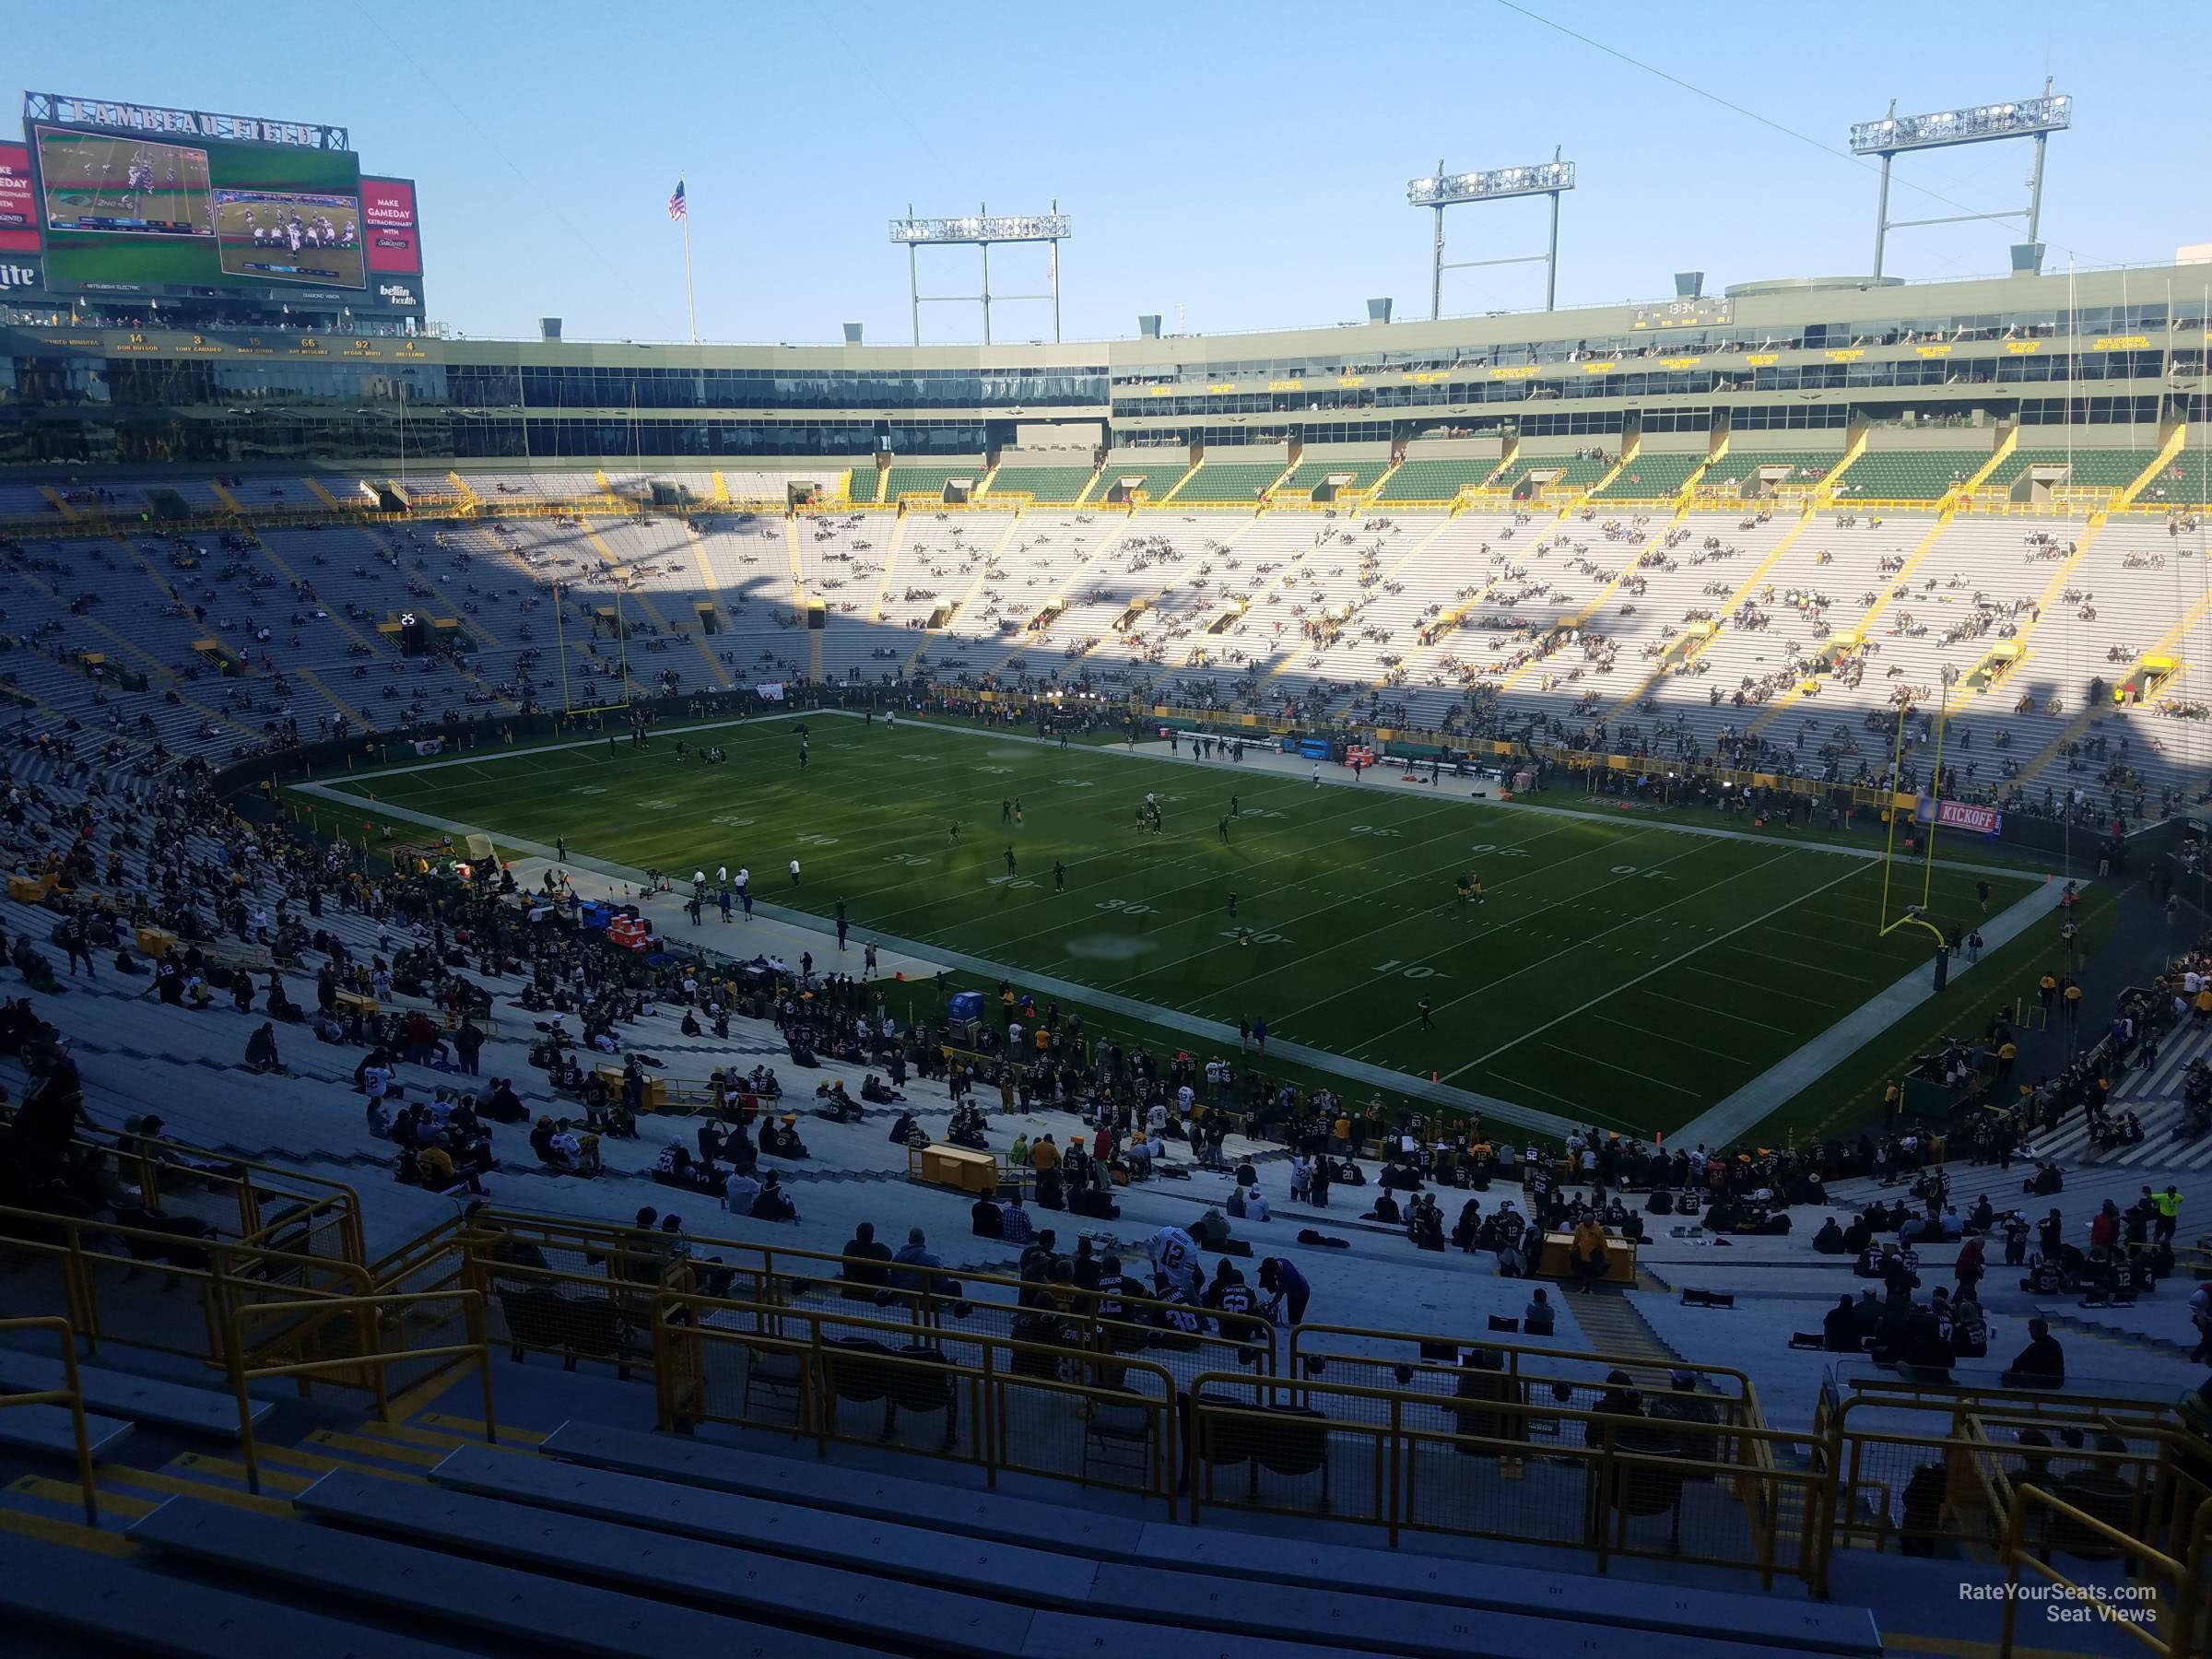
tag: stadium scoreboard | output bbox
[11,92,423,315]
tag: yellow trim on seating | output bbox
[100,1465,292,1516]
[422,1412,547,1442]
[0,1502,137,1556]
[167,1452,315,1494]
[307,1429,446,1467]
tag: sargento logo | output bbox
[372,235,412,249]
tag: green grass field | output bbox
[313,713,2040,1137]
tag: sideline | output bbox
[1667,878,2069,1148]
[290,777,1583,1139]
[328,704,2044,884]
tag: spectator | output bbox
[749,1169,797,1221]
[2005,1317,2065,1388]
[891,1228,959,1300]
[1824,1293,1863,1353]
[1258,1256,1310,1325]
[242,1021,281,1074]
[1524,1287,1556,1336]
[453,1017,486,1077]
[1570,1214,1611,1292]
[839,1220,892,1293]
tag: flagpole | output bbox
[681,194,698,344]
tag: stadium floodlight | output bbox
[890,203,1072,345]
[1851,80,2070,278]
[1406,149,1574,319]
[1406,159,1575,208]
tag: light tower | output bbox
[888,205,1072,345]
[1850,81,2071,279]
[1406,150,1575,320]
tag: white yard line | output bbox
[1444,859,1869,1084]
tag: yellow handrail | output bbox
[0,1316,98,1525]
[1998,1481,2199,1657]
[649,1288,1181,1514]
[225,1289,494,1495]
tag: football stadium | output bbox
[0,52,2209,1659]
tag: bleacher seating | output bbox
[1593,452,1702,500]
[988,464,1098,502]
[1491,454,1607,491]
[882,462,985,502]
[0,453,2208,806]
[1091,460,1186,501]
[1702,453,1842,492]
[1830,449,1984,500]
[1276,457,1391,495]
[1373,458,1496,502]
[1983,447,2157,491]
[1172,456,1288,503]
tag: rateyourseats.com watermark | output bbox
[1961,1581,2161,1626]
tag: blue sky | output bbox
[17,0,2205,344]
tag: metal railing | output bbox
[77,1129,367,1269]
[1998,1483,2211,1658]
[1822,1383,2203,1566]
[0,1316,98,1524]
[652,1290,1180,1512]
[0,1198,373,1372]
[450,1208,1272,1396]
[1184,1368,1824,1588]
[225,1289,494,1495]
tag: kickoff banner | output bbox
[756,683,786,701]
[1917,797,2001,834]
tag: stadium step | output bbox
[2037,1308,2193,1359]
[1571,1286,1682,1361]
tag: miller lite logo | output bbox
[0,261,40,291]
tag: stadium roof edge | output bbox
[386,256,2204,354]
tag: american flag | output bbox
[667,180,687,221]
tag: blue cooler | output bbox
[947,990,984,1022]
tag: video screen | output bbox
[37,129,213,237]
[215,188,363,288]
[34,124,368,295]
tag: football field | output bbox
[318,714,2036,1136]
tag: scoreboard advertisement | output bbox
[0,142,38,253]
[18,94,423,311]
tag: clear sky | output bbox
[16,0,2206,345]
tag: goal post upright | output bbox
[1877,670,1953,949]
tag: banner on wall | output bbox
[1918,797,2000,834]
[756,683,786,702]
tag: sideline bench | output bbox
[536,1420,1880,1654]
[126,1491,875,1659]
[0,1350,270,1439]
[0,1529,469,1659]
